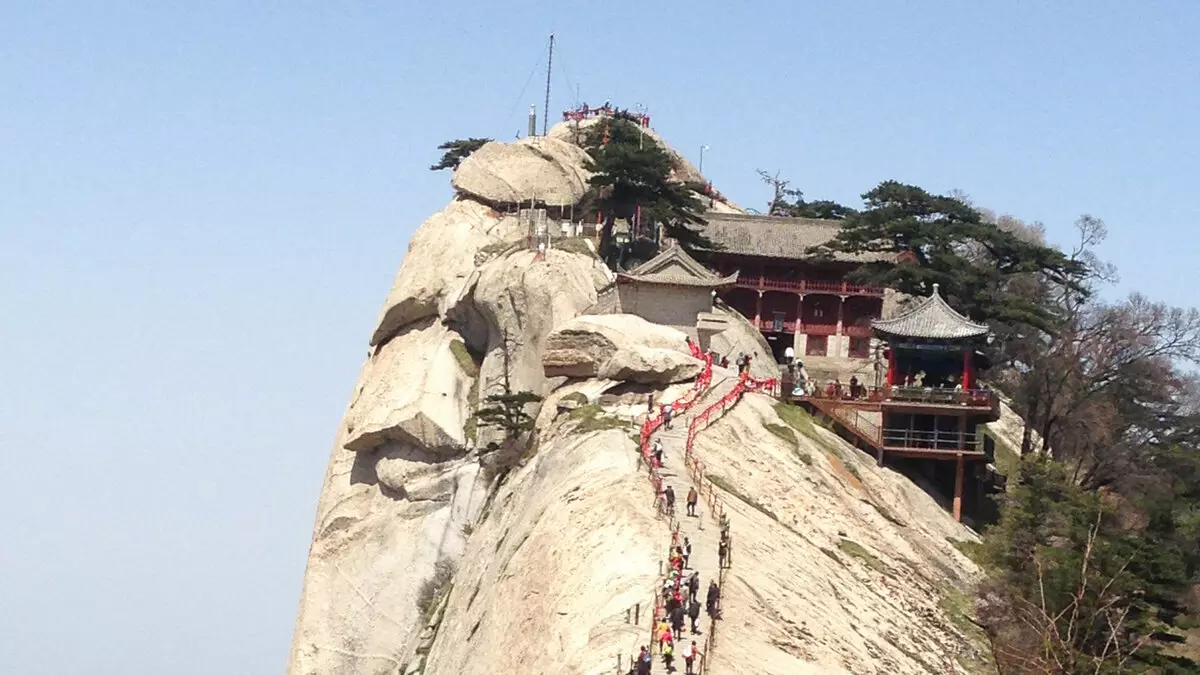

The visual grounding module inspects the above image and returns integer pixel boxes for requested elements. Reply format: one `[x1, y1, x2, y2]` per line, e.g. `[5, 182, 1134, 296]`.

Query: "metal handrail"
[880, 428, 979, 451]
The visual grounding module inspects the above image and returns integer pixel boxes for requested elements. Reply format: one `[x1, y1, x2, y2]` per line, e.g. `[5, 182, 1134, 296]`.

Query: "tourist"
[636, 646, 652, 675]
[688, 594, 701, 634]
[662, 636, 675, 670]
[653, 438, 664, 467]
[671, 601, 686, 638]
[663, 404, 674, 429]
[688, 571, 700, 599]
[706, 581, 721, 619]
[658, 618, 673, 651]
[849, 375, 861, 399]
[683, 641, 701, 675]
[647, 393, 655, 414]
[720, 355, 729, 368]
[664, 485, 676, 516]
[718, 539, 728, 569]
[682, 537, 692, 568]
[686, 486, 698, 517]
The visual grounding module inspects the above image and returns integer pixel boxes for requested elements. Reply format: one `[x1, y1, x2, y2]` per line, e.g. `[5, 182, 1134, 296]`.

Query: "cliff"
[287, 122, 992, 674]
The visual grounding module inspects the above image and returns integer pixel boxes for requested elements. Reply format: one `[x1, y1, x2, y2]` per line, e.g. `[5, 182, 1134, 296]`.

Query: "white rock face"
[708, 303, 781, 381]
[451, 136, 592, 207]
[691, 394, 988, 674]
[543, 314, 703, 383]
[343, 321, 473, 454]
[288, 340, 486, 675]
[371, 199, 521, 347]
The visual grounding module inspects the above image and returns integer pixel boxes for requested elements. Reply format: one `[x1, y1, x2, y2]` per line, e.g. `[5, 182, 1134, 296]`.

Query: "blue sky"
[1, 2, 1197, 672]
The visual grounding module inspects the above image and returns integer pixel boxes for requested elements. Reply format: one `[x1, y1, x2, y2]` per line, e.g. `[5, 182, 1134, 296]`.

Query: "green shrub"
[838, 538, 886, 573]
[415, 558, 457, 618]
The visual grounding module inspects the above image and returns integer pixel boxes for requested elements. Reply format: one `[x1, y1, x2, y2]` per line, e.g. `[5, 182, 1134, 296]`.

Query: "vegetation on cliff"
[827, 183, 1200, 672]
[580, 118, 712, 268]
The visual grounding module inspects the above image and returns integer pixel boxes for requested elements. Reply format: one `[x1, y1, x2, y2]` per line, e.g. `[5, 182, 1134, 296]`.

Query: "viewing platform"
[734, 275, 886, 297]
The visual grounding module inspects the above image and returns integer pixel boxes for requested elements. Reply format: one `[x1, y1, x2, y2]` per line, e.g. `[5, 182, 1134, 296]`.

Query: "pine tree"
[582, 118, 712, 267]
[472, 330, 542, 482]
[816, 180, 1088, 333]
[430, 137, 491, 171]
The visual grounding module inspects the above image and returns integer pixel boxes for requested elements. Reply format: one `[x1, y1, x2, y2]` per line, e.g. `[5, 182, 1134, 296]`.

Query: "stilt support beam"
[953, 453, 965, 522]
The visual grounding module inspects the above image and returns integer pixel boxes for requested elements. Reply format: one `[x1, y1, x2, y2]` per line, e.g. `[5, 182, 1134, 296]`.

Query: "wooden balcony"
[793, 384, 1000, 419]
[735, 276, 886, 297]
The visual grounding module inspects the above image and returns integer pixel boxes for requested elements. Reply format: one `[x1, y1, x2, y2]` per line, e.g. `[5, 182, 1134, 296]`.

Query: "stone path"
[652, 369, 741, 668]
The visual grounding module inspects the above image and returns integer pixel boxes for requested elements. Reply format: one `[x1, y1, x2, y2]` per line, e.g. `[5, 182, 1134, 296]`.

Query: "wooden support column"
[886, 348, 896, 386]
[953, 453, 965, 522]
[754, 291, 763, 328]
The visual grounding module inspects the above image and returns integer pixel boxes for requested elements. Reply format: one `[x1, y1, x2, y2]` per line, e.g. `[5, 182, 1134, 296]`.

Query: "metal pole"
[542, 33, 554, 136]
[699, 145, 709, 174]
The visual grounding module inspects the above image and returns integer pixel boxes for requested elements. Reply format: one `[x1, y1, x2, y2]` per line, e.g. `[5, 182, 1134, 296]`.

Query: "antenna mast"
[542, 33, 554, 136]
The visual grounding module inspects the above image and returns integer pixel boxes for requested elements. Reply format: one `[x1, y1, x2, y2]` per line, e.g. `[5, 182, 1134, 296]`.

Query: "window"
[772, 311, 785, 332]
[806, 335, 828, 357]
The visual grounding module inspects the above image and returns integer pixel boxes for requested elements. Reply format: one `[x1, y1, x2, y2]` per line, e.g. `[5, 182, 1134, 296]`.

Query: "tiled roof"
[698, 213, 893, 263]
[872, 284, 989, 340]
[616, 244, 738, 288]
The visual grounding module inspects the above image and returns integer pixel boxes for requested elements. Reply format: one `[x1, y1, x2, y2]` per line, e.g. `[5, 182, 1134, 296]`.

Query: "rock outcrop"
[451, 136, 592, 207]
[543, 314, 703, 384]
[371, 199, 521, 347]
[291, 120, 994, 675]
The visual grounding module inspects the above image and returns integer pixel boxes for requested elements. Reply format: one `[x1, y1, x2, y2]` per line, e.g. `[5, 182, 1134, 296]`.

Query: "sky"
[1, 1, 1198, 672]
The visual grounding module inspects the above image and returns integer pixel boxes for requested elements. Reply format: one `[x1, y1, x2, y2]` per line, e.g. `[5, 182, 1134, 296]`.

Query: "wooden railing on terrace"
[798, 384, 1000, 416]
[735, 276, 886, 297]
[881, 428, 980, 453]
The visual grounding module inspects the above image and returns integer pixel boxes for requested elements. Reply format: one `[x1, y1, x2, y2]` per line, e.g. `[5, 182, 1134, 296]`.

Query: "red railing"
[735, 277, 886, 297]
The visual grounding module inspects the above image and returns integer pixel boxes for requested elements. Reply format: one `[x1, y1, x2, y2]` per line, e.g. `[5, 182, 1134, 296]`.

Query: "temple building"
[693, 213, 901, 370]
[798, 285, 1001, 522]
[610, 242, 738, 346]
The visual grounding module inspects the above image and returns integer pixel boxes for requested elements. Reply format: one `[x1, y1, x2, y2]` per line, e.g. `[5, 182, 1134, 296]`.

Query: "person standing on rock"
[653, 438, 664, 467]
[647, 393, 655, 414]
[663, 404, 674, 429]
[664, 485, 676, 516]
[682, 537, 692, 568]
[686, 486, 698, 517]
[688, 571, 700, 599]
[718, 538, 728, 569]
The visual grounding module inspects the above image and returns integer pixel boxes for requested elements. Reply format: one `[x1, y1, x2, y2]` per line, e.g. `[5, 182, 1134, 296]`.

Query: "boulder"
[599, 346, 703, 384]
[344, 321, 474, 454]
[371, 200, 521, 347]
[543, 314, 702, 384]
[443, 248, 613, 406]
[451, 136, 592, 207]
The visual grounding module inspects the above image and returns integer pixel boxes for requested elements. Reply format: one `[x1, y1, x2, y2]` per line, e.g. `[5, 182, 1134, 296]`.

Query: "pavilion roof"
[872, 284, 989, 340]
[697, 213, 893, 263]
[616, 243, 738, 288]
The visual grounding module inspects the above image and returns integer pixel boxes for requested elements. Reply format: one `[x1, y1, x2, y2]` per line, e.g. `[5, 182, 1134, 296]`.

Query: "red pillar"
[886, 348, 896, 386]
[963, 349, 973, 390]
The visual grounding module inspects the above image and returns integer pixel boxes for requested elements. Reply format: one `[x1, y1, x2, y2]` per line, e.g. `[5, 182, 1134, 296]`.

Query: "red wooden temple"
[794, 285, 1000, 522]
[691, 214, 898, 363]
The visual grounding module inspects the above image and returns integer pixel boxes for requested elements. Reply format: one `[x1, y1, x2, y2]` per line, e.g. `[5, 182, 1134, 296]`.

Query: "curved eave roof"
[872, 284, 989, 340]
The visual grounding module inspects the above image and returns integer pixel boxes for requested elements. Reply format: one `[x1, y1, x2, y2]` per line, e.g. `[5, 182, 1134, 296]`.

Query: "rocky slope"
[288, 123, 991, 674]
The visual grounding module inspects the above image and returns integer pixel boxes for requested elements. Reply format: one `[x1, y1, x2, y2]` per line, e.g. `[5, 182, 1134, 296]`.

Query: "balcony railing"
[798, 384, 1000, 414]
[881, 428, 980, 452]
[735, 276, 886, 297]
